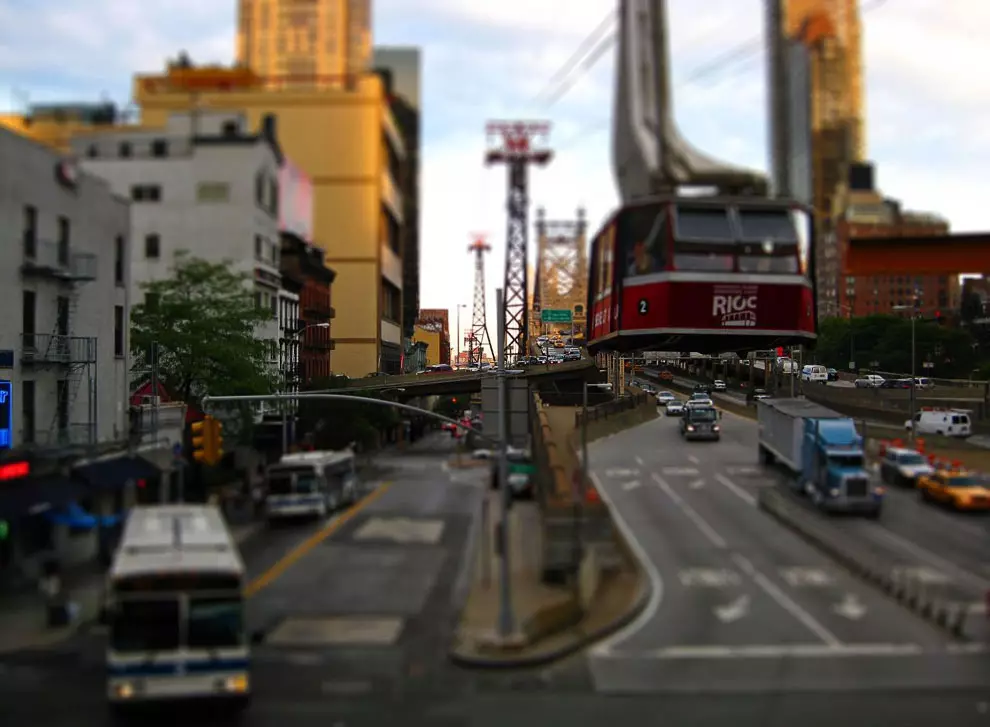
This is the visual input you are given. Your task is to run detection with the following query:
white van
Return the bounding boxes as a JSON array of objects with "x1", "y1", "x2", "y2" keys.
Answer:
[
  {"x1": 801, "y1": 365, "x2": 828, "y2": 383},
  {"x1": 905, "y1": 408, "x2": 972, "y2": 438}
]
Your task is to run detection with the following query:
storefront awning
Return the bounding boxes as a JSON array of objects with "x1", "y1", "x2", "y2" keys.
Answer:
[
  {"x1": 73, "y1": 455, "x2": 161, "y2": 492},
  {"x1": 0, "y1": 476, "x2": 89, "y2": 520}
]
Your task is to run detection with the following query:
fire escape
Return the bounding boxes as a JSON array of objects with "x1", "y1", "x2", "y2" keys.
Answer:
[{"x1": 20, "y1": 233, "x2": 98, "y2": 450}]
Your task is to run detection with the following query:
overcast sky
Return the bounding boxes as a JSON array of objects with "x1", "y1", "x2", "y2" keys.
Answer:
[{"x1": 3, "y1": 0, "x2": 987, "y2": 349}]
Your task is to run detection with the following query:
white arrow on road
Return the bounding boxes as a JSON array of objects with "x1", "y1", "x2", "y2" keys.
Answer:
[
  {"x1": 714, "y1": 594, "x2": 750, "y2": 623},
  {"x1": 832, "y1": 593, "x2": 867, "y2": 620},
  {"x1": 622, "y1": 479, "x2": 641, "y2": 491},
  {"x1": 688, "y1": 479, "x2": 705, "y2": 490},
  {"x1": 606, "y1": 468, "x2": 640, "y2": 478}
]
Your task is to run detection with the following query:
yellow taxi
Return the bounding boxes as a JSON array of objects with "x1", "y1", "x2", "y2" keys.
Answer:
[{"x1": 916, "y1": 470, "x2": 990, "y2": 511}]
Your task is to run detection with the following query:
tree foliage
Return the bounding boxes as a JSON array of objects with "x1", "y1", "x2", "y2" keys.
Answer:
[
  {"x1": 812, "y1": 315, "x2": 980, "y2": 378},
  {"x1": 130, "y1": 251, "x2": 277, "y2": 403},
  {"x1": 297, "y1": 375, "x2": 399, "y2": 451}
]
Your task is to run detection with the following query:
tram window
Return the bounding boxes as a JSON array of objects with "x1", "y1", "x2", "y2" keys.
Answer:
[
  {"x1": 674, "y1": 207, "x2": 734, "y2": 240},
  {"x1": 673, "y1": 252, "x2": 734, "y2": 272},
  {"x1": 738, "y1": 253, "x2": 799, "y2": 273},
  {"x1": 620, "y1": 206, "x2": 669, "y2": 275},
  {"x1": 737, "y1": 210, "x2": 797, "y2": 241}
]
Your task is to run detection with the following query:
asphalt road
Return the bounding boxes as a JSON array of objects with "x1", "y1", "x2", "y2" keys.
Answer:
[{"x1": 584, "y1": 406, "x2": 990, "y2": 697}]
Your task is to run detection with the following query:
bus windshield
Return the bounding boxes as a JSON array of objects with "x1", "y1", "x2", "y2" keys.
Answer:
[
  {"x1": 111, "y1": 598, "x2": 180, "y2": 653},
  {"x1": 188, "y1": 596, "x2": 244, "y2": 649},
  {"x1": 267, "y1": 472, "x2": 293, "y2": 495},
  {"x1": 295, "y1": 473, "x2": 320, "y2": 494}
]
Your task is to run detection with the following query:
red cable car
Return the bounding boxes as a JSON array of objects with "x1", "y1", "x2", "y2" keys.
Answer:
[{"x1": 586, "y1": 194, "x2": 817, "y2": 356}]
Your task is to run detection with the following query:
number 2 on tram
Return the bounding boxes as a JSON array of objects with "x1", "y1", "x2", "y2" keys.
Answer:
[{"x1": 586, "y1": 195, "x2": 817, "y2": 356}]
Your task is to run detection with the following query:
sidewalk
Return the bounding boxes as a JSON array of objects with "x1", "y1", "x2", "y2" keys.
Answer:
[{"x1": 0, "y1": 511, "x2": 263, "y2": 656}]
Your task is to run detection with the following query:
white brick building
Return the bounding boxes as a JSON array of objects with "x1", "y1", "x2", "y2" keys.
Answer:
[
  {"x1": 72, "y1": 111, "x2": 287, "y2": 366},
  {"x1": 0, "y1": 127, "x2": 131, "y2": 451}
]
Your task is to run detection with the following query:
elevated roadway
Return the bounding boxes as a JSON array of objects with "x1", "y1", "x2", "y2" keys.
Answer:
[
  {"x1": 344, "y1": 357, "x2": 598, "y2": 397},
  {"x1": 585, "y1": 409, "x2": 990, "y2": 695}
]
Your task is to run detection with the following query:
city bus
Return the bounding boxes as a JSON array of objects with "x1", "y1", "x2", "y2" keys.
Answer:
[
  {"x1": 105, "y1": 505, "x2": 249, "y2": 713},
  {"x1": 264, "y1": 449, "x2": 359, "y2": 520}
]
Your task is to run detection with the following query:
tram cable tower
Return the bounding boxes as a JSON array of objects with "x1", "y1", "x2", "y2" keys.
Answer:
[
  {"x1": 484, "y1": 121, "x2": 552, "y2": 361},
  {"x1": 467, "y1": 234, "x2": 494, "y2": 366}
]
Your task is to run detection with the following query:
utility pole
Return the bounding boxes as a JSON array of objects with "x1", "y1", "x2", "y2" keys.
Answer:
[
  {"x1": 495, "y1": 288, "x2": 516, "y2": 639},
  {"x1": 484, "y1": 121, "x2": 552, "y2": 361},
  {"x1": 467, "y1": 235, "x2": 493, "y2": 365}
]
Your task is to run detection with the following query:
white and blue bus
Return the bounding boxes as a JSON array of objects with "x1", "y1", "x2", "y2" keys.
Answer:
[
  {"x1": 264, "y1": 449, "x2": 359, "y2": 521},
  {"x1": 105, "y1": 505, "x2": 249, "y2": 712}
]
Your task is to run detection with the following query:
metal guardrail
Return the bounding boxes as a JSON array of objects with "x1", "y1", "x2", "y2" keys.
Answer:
[{"x1": 574, "y1": 392, "x2": 649, "y2": 427}]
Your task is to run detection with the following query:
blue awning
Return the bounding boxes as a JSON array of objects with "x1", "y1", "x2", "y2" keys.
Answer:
[
  {"x1": 0, "y1": 476, "x2": 89, "y2": 520},
  {"x1": 46, "y1": 501, "x2": 123, "y2": 529},
  {"x1": 73, "y1": 455, "x2": 161, "y2": 492}
]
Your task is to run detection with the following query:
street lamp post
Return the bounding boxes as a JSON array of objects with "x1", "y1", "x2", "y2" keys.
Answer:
[
  {"x1": 893, "y1": 293, "x2": 920, "y2": 444},
  {"x1": 284, "y1": 321, "x2": 330, "y2": 453},
  {"x1": 456, "y1": 303, "x2": 468, "y2": 369}
]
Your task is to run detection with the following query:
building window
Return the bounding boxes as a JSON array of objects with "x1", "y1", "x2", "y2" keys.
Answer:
[
  {"x1": 270, "y1": 296, "x2": 277, "y2": 318},
  {"x1": 255, "y1": 235, "x2": 263, "y2": 260},
  {"x1": 22, "y1": 290, "x2": 36, "y2": 348},
  {"x1": 21, "y1": 380, "x2": 35, "y2": 445},
  {"x1": 255, "y1": 172, "x2": 265, "y2": 206},
  {"x1": 151, "y1": 139, "x2": 169, "y2": 157},
  {"x1": 86, "y1": 145, "x2": 98, "y2": 158},
  {"x1": 57, "y1": 216, "x2": 70, "y2": 265},
  {"x1": 222, "y1": 121, "x2": 239, "y2": 137},
  {"x1": 131, "y1": 185, "x2": 161, "y2": 202},
  {"x1": 144, "y1": 234, "x2": 161, "y2": 259},
  {"x1": 114, "y1": 305, "x2": 125, "y2": 357},
  {"x1": 119, "y1": 142, "x2": 132, "y2": 158},
  {"x1": 196, "y1": 181, "x2": 230, "y2": 203},
  {"x1": 114, "y1": 235, "x2": 125, "y2": 285},
  {"x1": 22, "y1": 204, "x2": 37, "y2": 258}
]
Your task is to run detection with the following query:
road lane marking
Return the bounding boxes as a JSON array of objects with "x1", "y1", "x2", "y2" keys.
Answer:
[
  {"x1": 687, "y1": 454, "x2": 700, "y2": 465},
  {"x1": 715, "y1": 473, "x2": 757, "y2": 507},
  {"x1": 588, "y1": 471, "x2": 665, "y2": 656},
  {"x1": 731, "y1": 553, "x2": 841, "y2": 647},
  {"x1": 605, "y1": 468, "x2": 640, "y2": 477},
  {"x1": 726, "y1": 466, "x2": 760, "y2": 476},
  {"x1": 623, "y1": 479, "x2": 642, "y2": 491},
  {"x1": 635, "y1": 456, "x2": 644, "y2": 466},
  {"x1": 688, "y1": 479, "x2": 705, "y2": 490},
  {"x1": 678, "y1": 568, "x2": 741, "y2": 587},
  {"x1": 245, "y1": 482, "x2": 393, "y2": 597},
  {"x1": 779, "y1": 566, "x2": 835, "y2": 588},
  {"x1": 638, "y1": 643, "x2": 923, "y2": 660},
  {"x1": 653, "y1": 474, "x2": 727, "y2": 549}
]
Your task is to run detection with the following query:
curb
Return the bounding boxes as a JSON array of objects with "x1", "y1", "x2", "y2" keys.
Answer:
[
  {"x1": 447, "y1": 568, "x2": 650, "y2": 670},
  {"x1": 448, "y1": 492, "x2": 487, "y2": 621},
  {"x1": 757, "y1": 487, "x2": 971, "y2": 640}
]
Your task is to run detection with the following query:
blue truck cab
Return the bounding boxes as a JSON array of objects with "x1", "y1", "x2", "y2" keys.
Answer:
[{"x1": 758, "y1": 398, "x2": 883, "y2": 518}]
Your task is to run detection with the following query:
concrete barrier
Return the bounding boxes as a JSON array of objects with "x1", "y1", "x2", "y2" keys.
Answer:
[{"x1": 758, "y1": 487, "x2": 970, "y2": 639}]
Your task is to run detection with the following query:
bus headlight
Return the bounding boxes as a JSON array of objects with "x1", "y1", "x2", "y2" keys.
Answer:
[
  {"x1": 686, "y1": 425, "x2": 695, "y2": 432},
  {"x1": 217, "y1": 674, "x2": 249, "y2": 693},
  {"x1": 114, "y1": 682, "x2": 136, "y2": 699}
]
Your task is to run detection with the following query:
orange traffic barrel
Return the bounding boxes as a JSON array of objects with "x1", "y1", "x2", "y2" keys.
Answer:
[{"x1": 915, "y1": 438, "x2": 925, "y2": 453}]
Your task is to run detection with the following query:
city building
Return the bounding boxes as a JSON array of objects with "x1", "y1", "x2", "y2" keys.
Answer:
[
  {"x1": 412, "y1": 323, "x2": 445, "y2": 368},
  {"x1": 782, "y1": 0, "x2": 865, "y2": 316},
  {"x1": 414, "y1": 309, "x2": 451, "y2": 366},
  {"x1": 236, "y1": 0, "x2": 372, "y2": 87},
  {"x1": 280, "y1": 232, "x2": 335, "y2": 383},
  {"x1": 373, "y1": 47, "x2": 422, "y2": 342},
  {"x1": 0, "y1": 127, "x2": 145, "y2": 582},
  {"x1": 69, "y1": 109, "x2": 286, "y2": 361},
  {"x1": 834, "y1": 164, "x2": 958, "y2": 319},
  {"x1": 277, "y1": 280, "x2": 302, "y2": 393},
  {"x1": 134, "y1": 60, "x2": 408, "y2": 377},
  {"x1": 0, "y1": 102, "x2": 140, "y2": 155}
]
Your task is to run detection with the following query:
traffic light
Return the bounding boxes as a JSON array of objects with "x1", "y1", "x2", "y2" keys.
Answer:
[{"x1": 190, "y1": 416, "x2": 224, "y2": 466}]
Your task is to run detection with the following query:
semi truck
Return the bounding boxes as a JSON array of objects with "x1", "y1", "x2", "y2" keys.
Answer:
[{"x1": 757, "y1": 398, "x2": 883, "y2": 518}]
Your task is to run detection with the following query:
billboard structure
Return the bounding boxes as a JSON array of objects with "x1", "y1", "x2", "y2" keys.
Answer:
[{"x1": 278, "y1": 160, "x2": 314, "y2": 241}]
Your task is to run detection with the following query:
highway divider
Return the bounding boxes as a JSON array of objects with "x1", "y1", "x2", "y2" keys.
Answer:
[{"x1": 758, "y1": 487, "x2": 971, "y2": 639}]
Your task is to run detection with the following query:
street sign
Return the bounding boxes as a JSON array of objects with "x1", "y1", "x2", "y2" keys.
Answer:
[{"x1": 541, "y1": 309, "x2": 572, "y2": 323}]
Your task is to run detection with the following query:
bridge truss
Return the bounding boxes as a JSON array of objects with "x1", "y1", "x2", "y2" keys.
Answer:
[{"x1": 530, "y1": 207, "x2": 588, "y2": 344}]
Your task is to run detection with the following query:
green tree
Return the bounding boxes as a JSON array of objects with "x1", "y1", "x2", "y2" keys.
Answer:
[
  {"x1": 130, "y1": 251, "x2": 277, "y2": 404},
  {"x1": 813, "y1": 314, "x2": 980, "y2": 378}
]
